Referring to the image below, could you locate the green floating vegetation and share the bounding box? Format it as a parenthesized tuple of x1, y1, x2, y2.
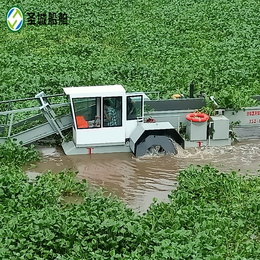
(0, 140, 260, 259)
(0, 138, 40, 167)
(1, 0, 260, 109)
(145, 165, 260, 259)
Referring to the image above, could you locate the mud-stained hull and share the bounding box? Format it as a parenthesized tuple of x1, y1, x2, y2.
(62, 140, 131, 155)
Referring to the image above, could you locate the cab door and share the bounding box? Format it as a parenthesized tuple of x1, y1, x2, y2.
(125, 94, 144, 138)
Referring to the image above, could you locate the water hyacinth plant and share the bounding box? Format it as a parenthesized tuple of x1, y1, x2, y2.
(0, 139, 260, 259)
(0, 0, 260, 109)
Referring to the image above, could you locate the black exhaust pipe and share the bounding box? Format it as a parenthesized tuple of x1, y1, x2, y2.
(189, 81, 194, 98)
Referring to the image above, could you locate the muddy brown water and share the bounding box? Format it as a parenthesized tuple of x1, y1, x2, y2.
(26, 140, 260, 213)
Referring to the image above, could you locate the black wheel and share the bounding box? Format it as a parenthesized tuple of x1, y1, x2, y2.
(134, 135, 177, 157)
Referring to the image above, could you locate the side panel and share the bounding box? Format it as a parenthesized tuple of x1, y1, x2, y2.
(125, 120, 138, 138)
(224, 107, 260, 126)
(76, 127, 125, 146)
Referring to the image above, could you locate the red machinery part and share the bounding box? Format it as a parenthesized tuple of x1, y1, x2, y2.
(76, 115, 89, 128)
(186, 113, 209, 122)
(145, 118, 156, 123)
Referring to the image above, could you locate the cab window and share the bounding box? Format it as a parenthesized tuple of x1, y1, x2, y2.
(127, 95, 142, 120)
(72, 97, 101, 129)
(103, 97, 122, 127)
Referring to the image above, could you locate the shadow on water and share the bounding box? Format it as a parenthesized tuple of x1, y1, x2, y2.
(26, 139, 260, 213)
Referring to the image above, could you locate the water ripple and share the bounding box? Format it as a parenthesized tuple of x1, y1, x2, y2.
(27, 139, 260, 213)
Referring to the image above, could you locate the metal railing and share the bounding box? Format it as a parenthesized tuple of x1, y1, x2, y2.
(0, 93, 70, 140)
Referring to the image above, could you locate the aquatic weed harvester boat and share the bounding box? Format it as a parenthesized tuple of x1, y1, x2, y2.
(0, 85, 259, 156)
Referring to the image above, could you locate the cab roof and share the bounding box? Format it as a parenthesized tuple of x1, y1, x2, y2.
(63, 85, 126, 98)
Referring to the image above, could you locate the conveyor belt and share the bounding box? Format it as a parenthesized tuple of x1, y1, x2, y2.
(0, 115, 72, 145)
(0, 92, 72, 146)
